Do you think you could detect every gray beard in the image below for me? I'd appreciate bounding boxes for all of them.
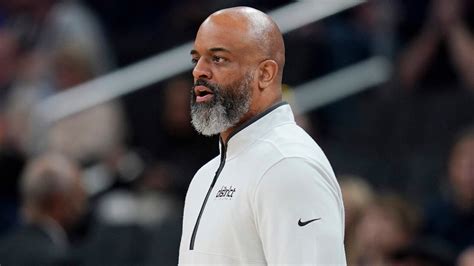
[190,74,252,136]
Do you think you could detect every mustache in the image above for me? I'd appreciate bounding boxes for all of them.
[193,79,218,93]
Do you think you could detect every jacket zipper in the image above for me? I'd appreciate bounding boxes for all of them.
[189,140,227,250]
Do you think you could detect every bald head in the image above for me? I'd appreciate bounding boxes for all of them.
[199,6,285,81]
[20,153,86,227]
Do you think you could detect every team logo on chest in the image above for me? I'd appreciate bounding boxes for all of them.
[215,185,236,199]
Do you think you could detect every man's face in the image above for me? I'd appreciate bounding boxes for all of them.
[189,16,259,136]
[190,74,252,136]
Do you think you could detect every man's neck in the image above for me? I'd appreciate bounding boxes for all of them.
[219,99,283,144]
[220,107,258,144]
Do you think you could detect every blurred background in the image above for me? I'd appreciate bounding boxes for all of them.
[0,0,473,265]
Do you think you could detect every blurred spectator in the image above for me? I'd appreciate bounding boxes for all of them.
[422,126,474,253]
[0,28,21,148]
[2,0,116,154]
[5,44,126,161]
[398,0,474,92]
[46,45,126,164]
[4,0,113,76]
[2,44,129,257]
[339,175,375,265]
[458,246,474,266]
[0,153,86,265]
[340,175,375,233]
[350,194,419,265]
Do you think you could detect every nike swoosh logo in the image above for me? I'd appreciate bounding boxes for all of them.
[298,218,321,226]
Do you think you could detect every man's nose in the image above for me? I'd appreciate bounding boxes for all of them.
[192,58,212,80]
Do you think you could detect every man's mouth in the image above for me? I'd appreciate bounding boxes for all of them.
[194,85,215,103]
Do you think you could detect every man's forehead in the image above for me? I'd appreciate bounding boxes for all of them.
[193,17,256,54]
[194,25,252,53]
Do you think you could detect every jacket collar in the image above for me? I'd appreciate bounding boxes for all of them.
[219,102,294,159]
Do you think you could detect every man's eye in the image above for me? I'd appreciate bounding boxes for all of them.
[212,56,226,63]
[191,58,199,65]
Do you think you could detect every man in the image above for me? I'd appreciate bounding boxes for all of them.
[179,6,346,265]
[0,153,87,265]
[423,126,474,253]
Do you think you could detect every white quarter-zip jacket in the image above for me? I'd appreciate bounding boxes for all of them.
[179,102,346,265]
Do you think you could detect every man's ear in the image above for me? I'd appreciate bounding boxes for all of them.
[258,60,278,90]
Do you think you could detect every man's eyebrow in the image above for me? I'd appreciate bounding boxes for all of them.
[209,47,231,54]
[190,47,232,56]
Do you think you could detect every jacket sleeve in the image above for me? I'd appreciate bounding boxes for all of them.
[252,157,346,265]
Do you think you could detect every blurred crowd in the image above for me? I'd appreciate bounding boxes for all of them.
[0,0,473,265]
